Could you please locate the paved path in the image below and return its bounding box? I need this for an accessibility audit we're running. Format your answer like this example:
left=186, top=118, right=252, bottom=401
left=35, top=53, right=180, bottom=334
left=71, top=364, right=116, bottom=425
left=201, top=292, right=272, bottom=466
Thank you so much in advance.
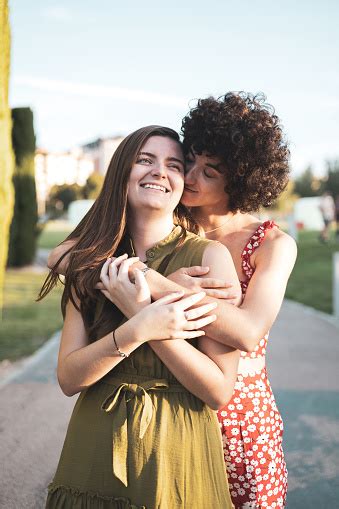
left=267, top=301, right=339, bottom=508
left=0, top=301, right=339, bottom=508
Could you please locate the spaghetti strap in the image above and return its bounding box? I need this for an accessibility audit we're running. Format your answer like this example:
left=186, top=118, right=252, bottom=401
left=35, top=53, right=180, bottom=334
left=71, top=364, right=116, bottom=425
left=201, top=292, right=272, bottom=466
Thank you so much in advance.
left=241, top=220, right=278, bottom=281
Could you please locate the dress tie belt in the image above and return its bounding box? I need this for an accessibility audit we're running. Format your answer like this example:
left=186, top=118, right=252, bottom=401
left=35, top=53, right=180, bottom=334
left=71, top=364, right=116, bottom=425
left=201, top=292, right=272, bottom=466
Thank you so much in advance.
left=101, top=377, right=187, bottom=487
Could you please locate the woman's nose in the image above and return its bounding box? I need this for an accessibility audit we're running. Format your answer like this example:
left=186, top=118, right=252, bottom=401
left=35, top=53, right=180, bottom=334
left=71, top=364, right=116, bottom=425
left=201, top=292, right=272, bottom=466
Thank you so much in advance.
left=184, top=165, right=196, bottom=184
left=151, top=164, right=167, bottom=178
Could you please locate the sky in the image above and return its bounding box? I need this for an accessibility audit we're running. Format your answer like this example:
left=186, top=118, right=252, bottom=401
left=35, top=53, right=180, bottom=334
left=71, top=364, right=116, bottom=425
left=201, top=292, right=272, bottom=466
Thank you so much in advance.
left=9, top=0, right=339, bottom=176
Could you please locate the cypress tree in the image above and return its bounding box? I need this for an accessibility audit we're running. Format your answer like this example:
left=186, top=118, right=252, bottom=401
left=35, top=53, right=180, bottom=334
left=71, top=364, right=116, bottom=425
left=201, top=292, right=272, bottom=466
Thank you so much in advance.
left=8, top=107, right=38, bottom=267
left=0, top=0, right=15, bottom=311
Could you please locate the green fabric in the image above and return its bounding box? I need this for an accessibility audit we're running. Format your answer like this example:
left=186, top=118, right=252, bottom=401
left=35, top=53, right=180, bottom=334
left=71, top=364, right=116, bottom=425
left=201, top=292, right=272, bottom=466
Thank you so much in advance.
left=46, top=227, right=233, bottom=509
left=101, top=378, right=170, bottom=487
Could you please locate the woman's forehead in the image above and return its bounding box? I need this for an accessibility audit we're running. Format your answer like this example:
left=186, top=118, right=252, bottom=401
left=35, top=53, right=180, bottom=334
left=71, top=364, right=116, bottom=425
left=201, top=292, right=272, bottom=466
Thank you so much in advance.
left=141, top=136, right=183, bottom=157
left=191, top=147, right=223, bottom=165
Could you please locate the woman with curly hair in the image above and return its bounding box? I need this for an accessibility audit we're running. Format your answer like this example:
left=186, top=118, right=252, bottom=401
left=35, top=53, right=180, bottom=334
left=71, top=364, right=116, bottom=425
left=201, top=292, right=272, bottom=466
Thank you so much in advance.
left=177, top=93, right=297, bottom=508
left=48, top=93, right=297, bottom=508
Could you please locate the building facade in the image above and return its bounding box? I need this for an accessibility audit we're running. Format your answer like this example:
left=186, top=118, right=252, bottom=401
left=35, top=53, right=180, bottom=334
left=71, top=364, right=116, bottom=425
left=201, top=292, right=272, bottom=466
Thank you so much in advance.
left=35, top=136, right=124, bottom=215
left=35, top=148, right=94, bottom=215
left=81, top=136, right=124, bottom=175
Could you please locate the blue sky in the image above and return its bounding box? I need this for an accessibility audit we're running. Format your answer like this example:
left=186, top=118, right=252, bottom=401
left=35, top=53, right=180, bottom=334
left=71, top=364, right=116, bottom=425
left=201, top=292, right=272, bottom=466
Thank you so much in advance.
left=9, top=0, right=339, bottom=176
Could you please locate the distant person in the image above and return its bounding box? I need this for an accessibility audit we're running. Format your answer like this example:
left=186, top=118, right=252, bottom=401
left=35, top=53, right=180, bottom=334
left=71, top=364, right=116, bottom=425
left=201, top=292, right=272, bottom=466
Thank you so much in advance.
left=319, top=191, right=335, bottom=242
left=335, top=195, right=339, bottom=238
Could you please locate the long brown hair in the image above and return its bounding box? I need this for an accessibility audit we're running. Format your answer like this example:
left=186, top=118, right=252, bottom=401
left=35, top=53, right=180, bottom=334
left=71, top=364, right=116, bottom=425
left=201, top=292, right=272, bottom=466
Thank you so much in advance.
left=37, top=125, right=198, bottom=341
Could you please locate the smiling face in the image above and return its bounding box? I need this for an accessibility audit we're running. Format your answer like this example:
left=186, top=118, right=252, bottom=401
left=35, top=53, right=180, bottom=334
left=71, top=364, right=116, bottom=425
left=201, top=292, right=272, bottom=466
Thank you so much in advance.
left=127, top=135, right=185, bottom=216
left=181, top=149, right=229, bottom=211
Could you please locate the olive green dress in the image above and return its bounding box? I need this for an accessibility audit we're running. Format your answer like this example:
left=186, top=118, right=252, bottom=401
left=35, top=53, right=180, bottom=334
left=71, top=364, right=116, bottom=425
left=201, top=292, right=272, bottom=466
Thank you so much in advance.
left=46, top=227, right=233, bottom=509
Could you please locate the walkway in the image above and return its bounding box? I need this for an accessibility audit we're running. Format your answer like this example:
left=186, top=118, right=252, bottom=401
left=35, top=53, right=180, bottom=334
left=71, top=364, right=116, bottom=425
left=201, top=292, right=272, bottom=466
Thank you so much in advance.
left=0, top=300, right=338, bottom=508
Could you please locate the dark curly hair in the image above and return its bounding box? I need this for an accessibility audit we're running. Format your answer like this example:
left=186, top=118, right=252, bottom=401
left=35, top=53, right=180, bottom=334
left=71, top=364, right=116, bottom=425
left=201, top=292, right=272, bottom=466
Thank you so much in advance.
left=181, top=92, right=290, bottom=212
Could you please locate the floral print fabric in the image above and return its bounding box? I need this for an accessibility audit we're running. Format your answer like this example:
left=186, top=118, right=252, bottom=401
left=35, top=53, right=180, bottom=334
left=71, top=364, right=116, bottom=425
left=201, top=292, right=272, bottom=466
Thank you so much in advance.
left=217, top=221, right=288, bottom=508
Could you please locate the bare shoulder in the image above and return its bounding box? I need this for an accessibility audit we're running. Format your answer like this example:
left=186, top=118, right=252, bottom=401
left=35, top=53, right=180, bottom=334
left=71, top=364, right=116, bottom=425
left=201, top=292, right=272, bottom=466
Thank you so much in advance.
left=202, top=240, right=232, bottom=259
left=202, top=240, right=241, bottom=300
left=266, top=227, right=297, bottom=252
left=255, top=227, right=297, bottom=268
left=201, top=240, right=235, bottom=271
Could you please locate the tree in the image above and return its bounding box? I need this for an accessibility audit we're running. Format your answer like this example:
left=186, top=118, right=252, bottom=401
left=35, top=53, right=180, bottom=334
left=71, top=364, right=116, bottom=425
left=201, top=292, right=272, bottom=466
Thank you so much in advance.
left=46, top=174, right=103, bottom=216
left=47, top=183, right=83, bottom=216
left=7, top=108, right=38, bottom=267
left=323, top=159, right=339, bottom=197
left=82, top=172, right=104, bottom=199
left=293, top=166, right=323, bottom=197
left=0, top=0, right=15, bottom=311
left=268, top=181, right=299, bottom=214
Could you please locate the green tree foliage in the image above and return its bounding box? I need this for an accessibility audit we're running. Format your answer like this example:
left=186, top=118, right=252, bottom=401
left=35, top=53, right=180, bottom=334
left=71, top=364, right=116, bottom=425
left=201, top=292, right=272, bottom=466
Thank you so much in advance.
left=268, top=181, right=299, bottom=214
left=323, top=160, right=339, bottom=197
left=47, top=173, right=104, bottom=216
left=8, top=108, right=38, bottom=267
left=82, top=172, right=104, bottom=199
left=11, top=107, right=36, bottom=165
left=47, top=183, right=83, bottom=216
left=294, top=166, right=323, bottom=197
left=0, top=0, right=15, bottom=310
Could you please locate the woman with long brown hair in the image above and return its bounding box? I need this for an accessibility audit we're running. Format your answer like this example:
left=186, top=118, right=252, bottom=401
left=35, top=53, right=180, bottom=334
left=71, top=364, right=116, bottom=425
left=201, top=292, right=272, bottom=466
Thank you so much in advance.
left=40, top=125, right=241, bottom=508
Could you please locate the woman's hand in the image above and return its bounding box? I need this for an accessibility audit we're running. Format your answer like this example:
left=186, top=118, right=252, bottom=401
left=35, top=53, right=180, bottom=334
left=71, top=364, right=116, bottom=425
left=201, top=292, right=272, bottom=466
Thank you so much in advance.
left=98, top=254, right=151, bottom=318
left=167, top=266, right=238, bottom=301
left=98, top=255, right=218, bottom=340
left=134, top=290, right=218, bottom=343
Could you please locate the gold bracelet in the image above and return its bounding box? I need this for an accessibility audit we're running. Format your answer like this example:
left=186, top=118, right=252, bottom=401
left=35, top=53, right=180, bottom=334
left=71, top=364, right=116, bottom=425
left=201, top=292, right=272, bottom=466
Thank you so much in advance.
left=112, top=330, right=129, bottom=358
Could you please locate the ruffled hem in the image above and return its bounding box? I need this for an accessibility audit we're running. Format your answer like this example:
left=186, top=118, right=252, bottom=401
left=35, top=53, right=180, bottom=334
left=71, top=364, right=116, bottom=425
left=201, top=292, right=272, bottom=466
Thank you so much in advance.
left=46, top=484, right=147, bottom=509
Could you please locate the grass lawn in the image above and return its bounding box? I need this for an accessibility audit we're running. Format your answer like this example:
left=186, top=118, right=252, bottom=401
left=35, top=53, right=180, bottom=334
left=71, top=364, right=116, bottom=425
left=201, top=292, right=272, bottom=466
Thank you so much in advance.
left=286, top=230, right=339, bottom=314
left=1, top=225, right=337, bottom=363
left=0, top=270, right=64, bottom=362
left=38, top=219, right=72, bottom=249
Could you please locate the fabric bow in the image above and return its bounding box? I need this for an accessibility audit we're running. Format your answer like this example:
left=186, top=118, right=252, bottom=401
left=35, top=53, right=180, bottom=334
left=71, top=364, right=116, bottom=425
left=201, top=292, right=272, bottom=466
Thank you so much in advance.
left=101, top=379, right=169, bottom=487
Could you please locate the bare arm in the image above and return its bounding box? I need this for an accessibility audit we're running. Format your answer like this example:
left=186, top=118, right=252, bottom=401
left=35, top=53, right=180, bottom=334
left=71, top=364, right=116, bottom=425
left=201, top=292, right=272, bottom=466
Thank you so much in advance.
left=98, top=248, right=240, bottom=409
left=57, top=292, right=142, bottom=397
left=144, top=230, right=297, bottom=351
left=148, top=339, right=239, bottom=410
left=47, top=239, right=237, bottom=300
left=50, top=232, right=296, bottom=352
left=203, top=231, right=297, bottom=350
left=58, top=285, right=219, bottom=399
left=149, top=242, right=241, bottom=409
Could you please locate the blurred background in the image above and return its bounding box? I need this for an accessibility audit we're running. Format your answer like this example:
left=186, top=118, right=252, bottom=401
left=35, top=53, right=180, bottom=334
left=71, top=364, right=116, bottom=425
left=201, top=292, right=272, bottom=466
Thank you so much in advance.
left=1, top=1, right=339, bottom=508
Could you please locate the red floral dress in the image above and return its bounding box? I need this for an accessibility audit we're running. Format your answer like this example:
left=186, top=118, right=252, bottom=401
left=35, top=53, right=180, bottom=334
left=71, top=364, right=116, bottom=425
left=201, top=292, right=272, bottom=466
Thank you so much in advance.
left=217, top=221, right=288, bottom=509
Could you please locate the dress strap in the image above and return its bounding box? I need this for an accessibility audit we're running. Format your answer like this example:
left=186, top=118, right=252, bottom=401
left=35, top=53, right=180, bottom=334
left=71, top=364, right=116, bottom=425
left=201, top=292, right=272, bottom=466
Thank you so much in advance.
left=241, top=220, right=277, bottom=282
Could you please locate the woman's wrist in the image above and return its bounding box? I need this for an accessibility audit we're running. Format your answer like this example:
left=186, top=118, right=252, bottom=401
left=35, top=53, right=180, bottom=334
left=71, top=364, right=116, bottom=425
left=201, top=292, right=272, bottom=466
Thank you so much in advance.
left=112, top=329, right=130, bottom=358
left=117, top=314, right=147, bottom=346
left=128, top=260, right=147, bottom=281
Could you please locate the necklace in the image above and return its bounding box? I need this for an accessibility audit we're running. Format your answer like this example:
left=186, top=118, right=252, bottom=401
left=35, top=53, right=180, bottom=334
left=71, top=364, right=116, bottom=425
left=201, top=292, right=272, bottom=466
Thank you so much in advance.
left=204, top=214, right=235, bottom=234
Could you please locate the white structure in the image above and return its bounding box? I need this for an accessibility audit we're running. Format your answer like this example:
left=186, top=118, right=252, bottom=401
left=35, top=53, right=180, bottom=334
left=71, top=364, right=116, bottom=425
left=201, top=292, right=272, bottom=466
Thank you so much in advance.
left=287, top=214, right=298, bottom=241
left=35, top=135, right=124, bottom=215
left=334, top=253, right=339, bottom=320
left=68, top=199, right=95, bottom=226
left=82, top=136, right=124, bottom=175
left=35, top=148, right=94, bottom=215
left=293, top=197, right=324, bottom=230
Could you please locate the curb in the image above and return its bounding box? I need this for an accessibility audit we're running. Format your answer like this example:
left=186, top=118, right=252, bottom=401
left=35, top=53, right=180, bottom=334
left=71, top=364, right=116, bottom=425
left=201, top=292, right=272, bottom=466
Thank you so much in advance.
left=0, top=330, right=61, bottom=390
left=284, top=298, right=339, bottom=329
